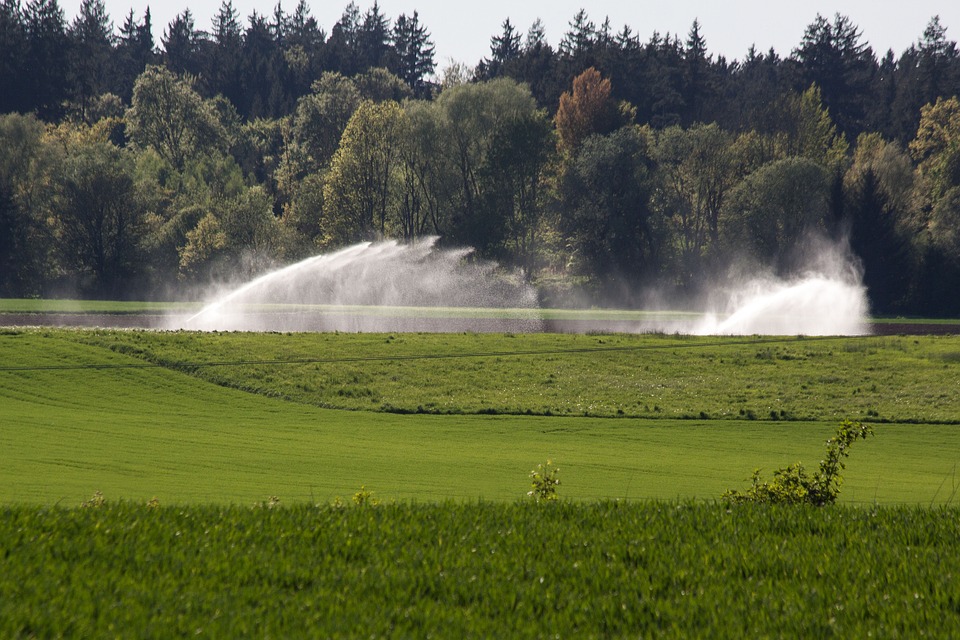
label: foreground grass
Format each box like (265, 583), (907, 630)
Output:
(2, 501), (958, 637)
(2, 329), (960, 504)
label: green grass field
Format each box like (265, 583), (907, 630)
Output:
(3, 328), (960, 505)
(4, 326), (960, 636)
(3, 501), (959, 637)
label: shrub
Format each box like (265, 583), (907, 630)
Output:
(352, 486), (379, 506)
(528, 461), (560, 503)
(723, 420), (873, 506)
(80, 491), (105, 508)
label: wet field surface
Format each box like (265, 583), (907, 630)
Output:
(1, 312), (957, 335)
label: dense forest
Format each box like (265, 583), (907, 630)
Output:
(2, 1), (960, 314)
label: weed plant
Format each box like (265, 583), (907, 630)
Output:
(528, 461), (560, 502)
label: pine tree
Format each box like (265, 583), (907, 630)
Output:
(68, 0), (113, 122)
(24, 0), (68, 119)
(484, 17), (520, 77)
(162, 10), (203, 77)
(285, 0), (324, 96)
(683, 19), (711, 124)
(327, 2), (360, 75)
(392, 11), (434, 98)
(112, 8), (154, 102)
(559, 9), (595, 60)
(210, 0), (243, 106)
(358, 1), (391, 70)
(793, 13), (877, 138)
(0, 0), (29, 113)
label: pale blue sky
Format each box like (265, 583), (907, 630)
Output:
(83, 0), (960, 70)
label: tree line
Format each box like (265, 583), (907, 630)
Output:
(2, 2), (960, 314)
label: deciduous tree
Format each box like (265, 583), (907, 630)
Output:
(555, 67), (627, 156)
(126, 65), (227, 170)
(322, 99), (404, 244)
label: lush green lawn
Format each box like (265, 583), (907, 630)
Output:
(3, 329), (960, 505)
(3, 501), (959, 637)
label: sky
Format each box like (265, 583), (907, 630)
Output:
(79, 0), (960, 70)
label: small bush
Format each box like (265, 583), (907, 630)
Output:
(723, 420), (873, 506)
(352, 486), (379, 506)
(80, 491), (105, 509)
(528, 461), (560, 503)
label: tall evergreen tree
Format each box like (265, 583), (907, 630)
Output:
(358, 1), (391, 70)
(513, 19), (558, 108)
(24, 0), (68, 120)
(792, 13), (877, 138)
(67, 0), (113, 122)
(162, 10), (204, 78)
(0, 0), (29, 113)
(210, 0), (243, 107)
(644, 32), (685, 127)
(326, 2), (360, 75)
(240, 11), (287, 118)
(285, 0), (324, 94)
(112, 8), (154, 103)
(683, 19), (711, 124)
(559, 9), (595, 61)
(269, 1), (286, 43)
(917, 15), (959, 103)
(392, 11), (434, 98)
(482, 18), (521, 78)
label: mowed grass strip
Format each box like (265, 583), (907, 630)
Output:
(2, 330), (959, 504)
(2, 502), (959, 637)
(69, 328), (960, 423)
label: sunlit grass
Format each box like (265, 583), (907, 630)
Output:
(2, 501), (959, 637)
(3, 329), (960, 505)
(70, 330), (960, 424)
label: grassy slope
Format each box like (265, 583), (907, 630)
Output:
(2, 329), (960, 504)
(77, 330), (960, 422)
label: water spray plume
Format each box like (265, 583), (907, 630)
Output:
(172, 237), (870, 336)
(694, 275), (869, 336)
(694, 240), (870, 336)
(175, 237), (541, 332)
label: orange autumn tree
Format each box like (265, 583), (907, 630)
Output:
(554, 67), (630, 156)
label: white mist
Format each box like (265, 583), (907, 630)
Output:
(694, 241), (870, 336)
(174, 237), (540, 332)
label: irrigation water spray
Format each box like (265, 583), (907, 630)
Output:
(175, 237), (542, 332)
(693, 240), (870, 336)
(172, 237), (870, 335)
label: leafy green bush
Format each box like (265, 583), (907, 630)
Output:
(352, 485), (379, 506)
(528, 460), (560, 502)
(723, 420), (873, 505)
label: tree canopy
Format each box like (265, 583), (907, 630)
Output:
(3, 5), (960, 314)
